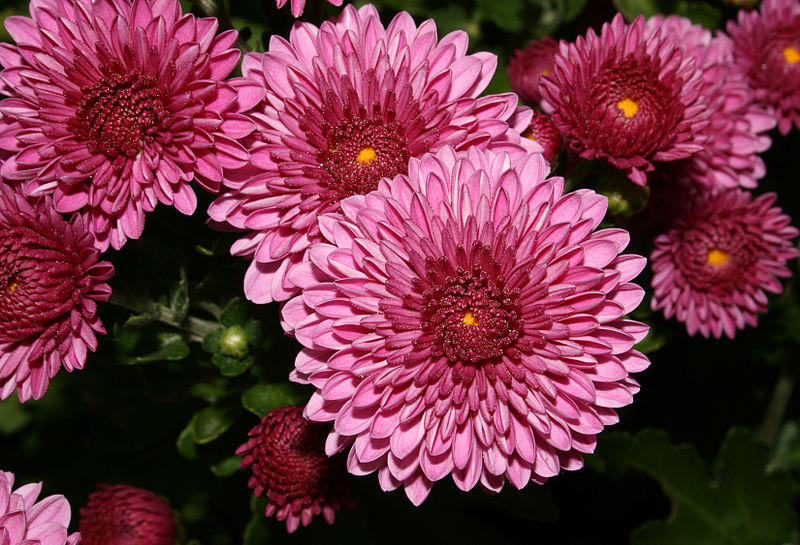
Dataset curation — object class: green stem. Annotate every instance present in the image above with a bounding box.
[757,364,796,447]
[109,292,220,343]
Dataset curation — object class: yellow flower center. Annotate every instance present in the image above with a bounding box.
[462,311,477,326]
[706,248,729,267]
[617,97,639,118]
[356,146,377,165]
[783,46,800,64]
[541,68,550,76]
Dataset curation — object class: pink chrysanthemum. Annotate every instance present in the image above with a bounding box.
[646,15,775,189]
[276,0,343,17]
[727,0,800,135]
[79,484,176,545]
[236,405,353,533]
[281,146,650,505]
[0,0,254,251]
[208,4,535,304]
[521,111,562,163]
[0,186,113,402]
[540,14,709,186]
[651,189,798,339]
[0,470,80,545]
[507,37,559,105]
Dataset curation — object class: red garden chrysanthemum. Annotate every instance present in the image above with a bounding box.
[79,484,177,545]
[208,4,535,304]
[276,0,343,17]
[647,15,774,190]
[236,405,353,533]
[651,189,798,339]
[0,0,254,250]
[507,37,559,105]
[521,111,562,163]
[727,0,800,135]
[281,146,650,505]
[0,470,80,545]
[540,14,709,186]
[0,186,113,402]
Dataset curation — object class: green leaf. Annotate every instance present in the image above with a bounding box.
[0,398,31,435]
[769,421,800,473]
[210,455,242,477]
[119,332,190,364]
[177,423,198,459]
[243,513,271,545]
[190,406,236,444]
[476,0,524,32]
[674,0,721,30]
[612,0,675,19]
[211,353,254,377]
[170,267,189,322]
[221,298,250,327]
[123,306,160,329]
[241,383,305,418]
[599,428,799,545]
[562,0,589,21]
[190,379,230,404]
[202,328,224,354]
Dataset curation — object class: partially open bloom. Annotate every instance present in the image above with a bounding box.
[0,186,113,402]
[208,4,534,304]
[282,147,650,505]
[236,405,353,533]
[0,470,80,545]
[276,0,343,17]
[507,37,559,105]
[521,111,562,163]
[0,0,253,250]
[79,484,176,545]
[651,189,798,338]
[647,15,774,189]
[540,14,708,186]
[727,0,800,135]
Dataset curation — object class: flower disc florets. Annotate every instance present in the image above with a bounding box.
[651,189,798,338]
[208,4,535,304]
[540,14,709,186]
[281,146,650,505]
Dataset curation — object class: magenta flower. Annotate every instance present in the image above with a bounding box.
[281,146,650,505]
[521,111,562,163]
[79,484,177,545]
[0,186,113,403]
[651,189,798,339]
[540,14,709,186]
[727,0,800,135]
[0,470,80,545]
[208,4,535,304]
[507,37,559,105]
[276,0,343,17]
[0,0,254,251]
[646,15,775,190]
[236,405,353,533]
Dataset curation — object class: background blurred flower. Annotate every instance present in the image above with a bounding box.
[0,0,253,250]
[0,470,80,545]
[236,405,353,533]
[521,111,562,162]
[276,0,343,17]
[727,0,800,135]
[0,186,112,402]
[540,14,709,186]
[79,484,177,545]
[282,146,649,504]
[507,37,559,105]
[207,4,535,304]
[651,189,798,338]
[647,15,775,190]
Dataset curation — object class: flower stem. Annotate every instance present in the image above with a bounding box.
[108,293,220,343]
[757,364,796,447]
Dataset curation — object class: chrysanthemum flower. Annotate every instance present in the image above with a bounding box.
[281,146,650,505]
[0,0,253,251]
[208,4,535,304]
[540,14,709,186]
[651,189,798,339]
[727,0,800,135]
[646,15,774,189]
[0,186,113,402]
[507,37,559,105]
[521,111,562,163]
[79,484,176,545]
[236,405,353,533]
[276,0,343,17]
[0,470,80,545]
